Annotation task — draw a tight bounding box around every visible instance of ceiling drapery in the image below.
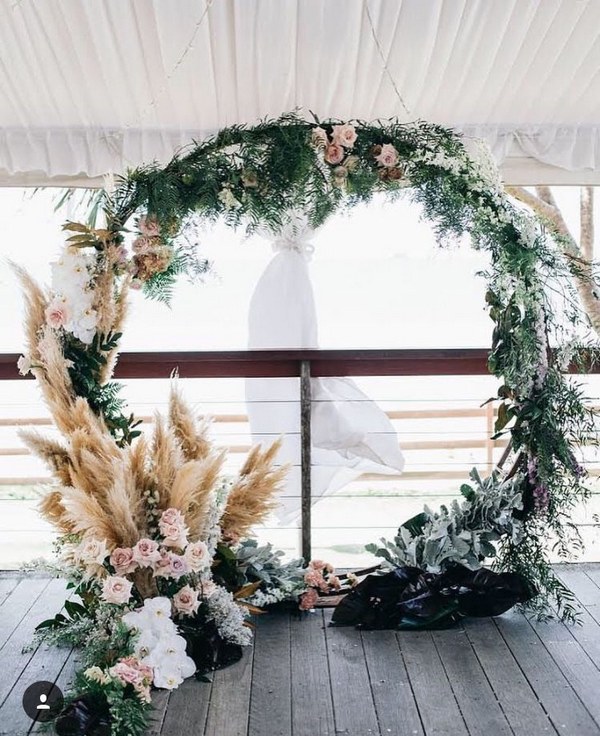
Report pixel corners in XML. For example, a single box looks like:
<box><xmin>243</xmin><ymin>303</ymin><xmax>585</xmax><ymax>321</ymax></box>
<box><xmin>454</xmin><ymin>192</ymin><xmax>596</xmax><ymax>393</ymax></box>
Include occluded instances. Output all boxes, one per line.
<box><xmin>1</xmin><ymin>0</ymin><xmax>599</xmax><ymax>186</ymax></box>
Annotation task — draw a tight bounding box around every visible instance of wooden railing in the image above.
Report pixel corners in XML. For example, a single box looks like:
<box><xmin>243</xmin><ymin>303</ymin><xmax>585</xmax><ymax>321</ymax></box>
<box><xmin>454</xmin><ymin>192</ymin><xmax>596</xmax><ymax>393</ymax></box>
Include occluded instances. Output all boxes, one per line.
<box><xmin>1</xmin><ymin>348</ymin><xmax>599</xmax><ymax>559</ymax></box>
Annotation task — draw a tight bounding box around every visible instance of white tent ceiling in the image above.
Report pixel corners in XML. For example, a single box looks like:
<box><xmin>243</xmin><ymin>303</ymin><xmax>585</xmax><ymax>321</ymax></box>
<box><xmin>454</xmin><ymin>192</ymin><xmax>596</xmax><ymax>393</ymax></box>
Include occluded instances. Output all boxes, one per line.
<box><xmin>1</xmin><ymin>0</ymin><xmax>600</xmax><ymax>186</ymax></box>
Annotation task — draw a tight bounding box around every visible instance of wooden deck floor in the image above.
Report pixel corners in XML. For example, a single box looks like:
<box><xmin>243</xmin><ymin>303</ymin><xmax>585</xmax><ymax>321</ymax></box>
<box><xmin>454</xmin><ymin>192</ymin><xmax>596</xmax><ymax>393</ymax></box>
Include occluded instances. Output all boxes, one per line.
<box><xmin>3</xmin><ymin>566</ymin><xmax>600</xmax><ymax>735</ymax></box>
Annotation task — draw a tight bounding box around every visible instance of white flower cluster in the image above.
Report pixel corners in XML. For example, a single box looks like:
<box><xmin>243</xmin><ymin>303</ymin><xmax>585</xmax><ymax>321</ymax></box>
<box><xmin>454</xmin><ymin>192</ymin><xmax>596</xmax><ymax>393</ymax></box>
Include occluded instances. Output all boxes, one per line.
<box><xmin>123</xmin><ymin>597</ymin><xmax>196</xmax><ymax>690</ymax></box>
<box><xmin>49</xmin><ymin>246</ymin><xmax>98</xmax><ymax>343</ymax></box>
<box><xmin>205</xmin><ymin>587</ymin><xmax>252</xmax><ymax>646</ymax></box>
<box><xmin>461</xmin><ymin>137</ymin><xmax>503</xmax><ymax>193</ymax></box>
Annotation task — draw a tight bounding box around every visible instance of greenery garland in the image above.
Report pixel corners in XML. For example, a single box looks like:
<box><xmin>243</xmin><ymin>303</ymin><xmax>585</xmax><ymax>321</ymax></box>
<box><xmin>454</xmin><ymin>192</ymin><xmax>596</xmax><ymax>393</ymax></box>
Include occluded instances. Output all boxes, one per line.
<box><xmin>40</xmin><ymin>112</ymin><xmax>597</xmax><ymax>622</ymax></box>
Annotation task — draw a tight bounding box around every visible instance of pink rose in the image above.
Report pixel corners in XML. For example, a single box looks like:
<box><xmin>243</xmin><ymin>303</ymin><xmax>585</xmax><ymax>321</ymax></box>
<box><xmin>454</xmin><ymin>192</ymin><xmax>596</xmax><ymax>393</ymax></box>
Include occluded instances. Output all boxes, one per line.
<box><xmin>375</xmin><ymin>143</ymin><xmax>399</xmax><ymax>168</ymax></box>
<box><xmin>332</xmin><ymin>123</ymin><xmax>357</xmax><ymax>149</ymax></box>
<box><xmin>304</xmin><ymin>569</ymin><xmax>328</xmax><ymax>592</ymax></box>
<box><xmin>110</xmin><ymin>661</ymin><xmax>140</xmax><ymax>686</ymax></box>
<box><xmin>160</xmin><ymin>508</ymin><xmax>184</xmax><ymax>526</ymax></box>
<box><xmin>169</xmin><ymin>554</ymin><xmax>189</xmax><ymax>580</ymax></box>
<box><xmin>101</xmin><ymin>575</ymin><xmax>133</xmax><ymax>605</ymax></box>
<box><xmin>138</xmin><ymin>215</ymin><xmax>160</xmax><ymax>238</ymax></box>
<box><xmin>184</xmin><ymin>541</ymin><xmax>210</xmax><ymax>572</ymax></box>
<box><xmin>160</xmin><ymin>522</ymin><xmax>188</xmax><ymax>550</ymax></box>
<box><xmin>328</xmin><ymin>574</ymin><xmax>342</xmax><ymax>591</ymax></box>
<box><xmin>132</xmin><ymin>538</ymin><xmax>161</xmax><ymax>568</ymax></box>
<box><xmin>132</xmin><ymin>236</ymin><xmax>153</xmax><ymax>254</ymax></box>
<box><xmin>198</xmin><ymin>579</ymin><xmax>217</xmax><ymax>599</ymax></box>
<box><xmin>45</xmin><ymin>299</ymin><xmax>69</xmax><ymax>330</ymax></box>
<box><xmin>324</xmin><ymin>143</ymin><xmax>344</xmax><ymax>165</ymax></box>
<box><xmin>110</xmin><ymin>547</ymin><xmax>137</xmax><ymax>575</ymax></box>
<box><xmin>299</xmin><ymin>588</ymin><xmax>319</xmax><ymax>611</ymax></box>
<box><xmin>311</xmin><ymin>126</ymin><xmax>329</xmax><ymax>149</ymax></box>
<box><xmin>153</xmin><ymin>550</ymin><xmax>174</xmax><ymax>578</ymax></box>
<box><xmin>173</xmin><ymin>584</ymin><xmax>200</xmax><ymax>616</ymax></box>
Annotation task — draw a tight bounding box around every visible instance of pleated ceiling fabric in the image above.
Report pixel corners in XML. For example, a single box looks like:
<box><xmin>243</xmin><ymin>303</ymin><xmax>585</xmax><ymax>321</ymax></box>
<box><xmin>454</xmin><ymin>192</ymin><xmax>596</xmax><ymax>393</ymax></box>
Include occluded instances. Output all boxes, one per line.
<box><xmin>1</xmin><ymin>0</ymin><xmax>599</xmax><ymax>185</ymax></box>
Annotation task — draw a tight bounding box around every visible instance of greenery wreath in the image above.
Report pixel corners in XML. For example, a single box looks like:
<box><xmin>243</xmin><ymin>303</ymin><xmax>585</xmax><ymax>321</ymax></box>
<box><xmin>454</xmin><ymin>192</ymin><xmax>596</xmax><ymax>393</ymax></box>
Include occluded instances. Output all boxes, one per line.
<box><xmin>16</xmin><ymin>113</ymin><xmax>597</xmax><ymax>733</ymax></box>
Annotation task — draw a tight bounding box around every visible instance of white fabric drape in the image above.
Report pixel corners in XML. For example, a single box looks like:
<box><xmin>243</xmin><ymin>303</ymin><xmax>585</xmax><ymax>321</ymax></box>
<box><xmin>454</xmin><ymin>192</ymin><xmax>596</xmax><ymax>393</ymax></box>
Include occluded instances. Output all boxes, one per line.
<box><xmin>246</xmin><ymin>214</ymin><xmax>404</xmax><ymax>522</ymax></box>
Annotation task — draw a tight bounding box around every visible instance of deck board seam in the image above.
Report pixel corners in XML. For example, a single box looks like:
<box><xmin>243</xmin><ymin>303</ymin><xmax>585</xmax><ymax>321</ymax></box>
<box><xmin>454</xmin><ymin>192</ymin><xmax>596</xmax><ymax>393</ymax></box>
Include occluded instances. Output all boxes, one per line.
<box><xmin>393</xmin><ymin>633</ymin><xmax>426</xmax><ymax>736</ymax></box>
<box><xmin>428</xmin><ymin>631</ymin><xmax>471</xmax><ymax>735</ymax></box>
<box><xmin>520</xmin><ymin>611</ymin><xmax>600</xmax><ymax>730</ymax></box>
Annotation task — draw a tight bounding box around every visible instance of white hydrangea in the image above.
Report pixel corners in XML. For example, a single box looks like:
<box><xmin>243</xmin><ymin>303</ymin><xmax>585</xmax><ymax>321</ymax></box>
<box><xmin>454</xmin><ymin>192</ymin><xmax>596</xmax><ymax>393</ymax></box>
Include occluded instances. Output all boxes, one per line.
<box><xmin>205</xmin><ymin>586</ymin><xmax>252</xmax><ymax>646</ymax></box>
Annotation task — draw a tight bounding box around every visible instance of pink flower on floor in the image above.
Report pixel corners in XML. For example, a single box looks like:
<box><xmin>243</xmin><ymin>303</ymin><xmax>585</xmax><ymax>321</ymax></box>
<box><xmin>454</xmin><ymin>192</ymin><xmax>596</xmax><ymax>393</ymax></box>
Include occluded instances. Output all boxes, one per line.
<box><xmin>173</xmin><ymin>585</ymin><xmax>200</xmax><ymax>616</ymax></box>
<box><xmin>45</xmin><ymin>299</ymin><xmax>69</xmax><ymax>329</ymax></box>
<box><xmin>160</xmin><ymin>508</ymin><xmax>184</xmax><ymax>526</ymax></box>
<box><xmin>110</xmin><ymin>547</ymin><xmax>137</xmax><ymax>575</ymax></box>
<box><xmin>299</xmin><ymin>588</ymin><xmax>319</xmax><ymax>611</ymax></box>
<box><xmin>101</xmin><ymin>575</ymin><xmax>133</xmax><ymax>605</ymax></box>
<box><xmin>304</xmin><ymin>569</ymin><xmax>328</xmax><ymax>592</ymax></box>
<box><xmin>160</xmin><ymin>523</ymin><xmax>188</xmax><ymax>550</ymax></box>
<box><xmin>375</xmin><ymin>143</ymin><xmax>399</xmax><ymax>168</ymax></box>
<box><xmin>332</xmin><ymin>123</ymin><xmax>357</xmax><ymax>149</ymax></box>
<box><xmin>324</xmin><ymin>143</ymin><xmax>344</xmax><ymax>165</ymax></box>
<box><xmin>153</xmin><ymin>550</ymin><xmax>174</xmax><ymax>578</ymax></box>
<box><xmin>133</xmin><ymin>538</ymin><xmax>161</xmax><ymax>568</ymax></box>
<box><xmin>327</xmin><ymin>574</ymin><xmax>342</xmax><ymax>591</ymax></box>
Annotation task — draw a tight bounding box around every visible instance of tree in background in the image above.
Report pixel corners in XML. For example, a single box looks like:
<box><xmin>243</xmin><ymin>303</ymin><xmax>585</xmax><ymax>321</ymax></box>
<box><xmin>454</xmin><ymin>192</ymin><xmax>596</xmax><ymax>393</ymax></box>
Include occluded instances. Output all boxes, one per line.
<box><xmin>507</xmin><ymin>186</ymin><xmax>599</xmax><ymax>336</ymax></box>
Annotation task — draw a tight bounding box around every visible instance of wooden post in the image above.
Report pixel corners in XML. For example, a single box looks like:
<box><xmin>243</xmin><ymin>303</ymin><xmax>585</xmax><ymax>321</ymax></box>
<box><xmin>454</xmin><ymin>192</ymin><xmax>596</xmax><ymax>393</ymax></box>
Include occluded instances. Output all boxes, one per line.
<box><xmin>300</xmin><ymin>359</ymin><xmax>312</xmax><ymax>562</ymax></box>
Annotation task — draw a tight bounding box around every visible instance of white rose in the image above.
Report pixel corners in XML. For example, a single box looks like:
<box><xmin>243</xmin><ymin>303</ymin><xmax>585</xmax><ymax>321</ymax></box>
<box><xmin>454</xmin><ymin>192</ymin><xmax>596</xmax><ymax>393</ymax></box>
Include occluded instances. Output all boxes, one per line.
<box><xmin>76</xmin><ymin>538</ymin><xmax>109</xmax><ymax>566</ymax></box>
<box><xmin>101</xmin><ymin>575</ymin><xmax>133</xmax><ymax>605</ymax></box>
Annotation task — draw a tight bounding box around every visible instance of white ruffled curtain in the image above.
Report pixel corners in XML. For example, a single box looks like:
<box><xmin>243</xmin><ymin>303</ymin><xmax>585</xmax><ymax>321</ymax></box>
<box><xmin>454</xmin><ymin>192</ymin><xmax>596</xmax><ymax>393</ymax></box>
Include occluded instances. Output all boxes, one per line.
<box><xmin>246</xmin><ymin>213</ymin><xmax>404</xmax><ymax>522</ymax></box>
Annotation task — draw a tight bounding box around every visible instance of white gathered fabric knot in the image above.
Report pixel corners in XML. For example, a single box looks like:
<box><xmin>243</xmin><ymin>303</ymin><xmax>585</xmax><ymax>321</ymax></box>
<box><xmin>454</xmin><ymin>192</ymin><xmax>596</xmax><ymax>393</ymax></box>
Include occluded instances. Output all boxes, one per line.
<box><xmin>271</xmin><ymin>234</ymin><xmax>315</xmax><ymax>259</ymax></box>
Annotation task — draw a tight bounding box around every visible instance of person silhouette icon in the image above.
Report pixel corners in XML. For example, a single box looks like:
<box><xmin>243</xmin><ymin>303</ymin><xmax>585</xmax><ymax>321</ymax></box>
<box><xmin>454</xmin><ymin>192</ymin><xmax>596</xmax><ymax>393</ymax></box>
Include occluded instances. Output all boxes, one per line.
<box><xmin>36</xmin><ymin>693</ymin><xmax>50</xmax><ymax>710</ymax></box>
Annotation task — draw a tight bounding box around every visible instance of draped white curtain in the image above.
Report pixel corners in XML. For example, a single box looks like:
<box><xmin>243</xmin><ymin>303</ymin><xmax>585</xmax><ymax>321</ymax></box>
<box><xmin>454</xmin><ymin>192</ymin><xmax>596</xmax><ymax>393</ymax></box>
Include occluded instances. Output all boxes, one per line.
<box><xmin>246</xmin><ymin>213</ymin><xmax>404</xmax><ymax>522</ymax></box>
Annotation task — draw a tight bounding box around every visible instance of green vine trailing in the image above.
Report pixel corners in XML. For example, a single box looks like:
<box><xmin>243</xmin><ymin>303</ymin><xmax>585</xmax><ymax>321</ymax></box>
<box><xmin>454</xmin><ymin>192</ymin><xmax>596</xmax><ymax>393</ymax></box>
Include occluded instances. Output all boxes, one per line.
<box><xmin>28</xmin><ymin>113</ymin><xmax>598</xmax><ymax>622</ymax></box>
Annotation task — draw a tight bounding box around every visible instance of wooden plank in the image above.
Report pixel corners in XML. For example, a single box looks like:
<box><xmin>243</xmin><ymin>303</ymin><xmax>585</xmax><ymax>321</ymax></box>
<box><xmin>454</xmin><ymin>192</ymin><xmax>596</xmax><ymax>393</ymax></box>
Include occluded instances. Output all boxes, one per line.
<box><xmin>204</xmin><ymin>646</ymin><xmax>254</xmax><ymax>736</ymax></box>
<box><xmin>324</xmin><ymin>610</ymin><xmax>379</xmax><ymax>736</ymax></box>
<box><xmin>398</xmin><ymin>631</ymin><xmax>468</xmax><ymax>736</ymax></box>
<box><xmin>432</xmin><ymin>627</ymin><xmax>512</xmax><ymax>736</ymax></box>
<box><xmin>161</xmin><ymin>677</ymin><xmax>211</xmax><ymax>736</ymax></box>
<box><xmin>495</xmin><ymin>611</ymin><xmax>600</xmax><ymax>735</ymax></box>
<box><xmin>248</xmin><ymin>613</ymin><xmax>291</xmax><ymax>736</ymax></box>
<box><xmin>0</xmin><ymin>639</ymin><xmax>72</xmax><ymax>734</ymax></box>
<box><xmin>361</xmin><ymin>629</ymin><xmax>424</xmax><ymax>736</ymax></box>
<box><xmin>0</xmin><ymin>578</ymin><xmax>50</xmax><ymax>650</ymax></box>
<box><xmin>0</xmin><ymin>577</ymin><xmax>20</xmax><ymax>607</ymax></box>
<box><xmin>529</xmin><ymin>613</ymin><xmax>600</xmax><ymax>728</ymax></box>
<box><xmin>290</xmin><ymin>611</ymin><xmax>335</xmax><ymax>736</ymax></box>
<box><xmin>29</xmin><ymin>648</ymin><xmax>81</xmax><ymax>735</ymax></box>
<box><xmin>555</xmin><ymin>566</ymin><xmax>600</xmax><ymax>606</ymax></box>
<box><xmin>146</xmin><ymin>690</ymin><xmax>170</xmax><ymax>736</ymax></box>
<box><xmin>0</xmin><ymin>579</ymin><xmax>68</xmax><ymax>708</ymax></box>
<box><xmin>464</xmin><ymin>617</ymin><xmax>558</xmax><ymax>736</ymax></box>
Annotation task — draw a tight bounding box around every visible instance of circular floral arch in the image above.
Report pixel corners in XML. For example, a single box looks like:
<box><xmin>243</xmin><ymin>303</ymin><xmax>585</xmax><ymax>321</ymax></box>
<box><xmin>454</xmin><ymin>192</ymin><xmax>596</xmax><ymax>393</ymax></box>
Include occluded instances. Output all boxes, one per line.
<box><xmin>26</xmin><ymin>114</ymin><xmax>595</xmax><ymax>617</ymax></box>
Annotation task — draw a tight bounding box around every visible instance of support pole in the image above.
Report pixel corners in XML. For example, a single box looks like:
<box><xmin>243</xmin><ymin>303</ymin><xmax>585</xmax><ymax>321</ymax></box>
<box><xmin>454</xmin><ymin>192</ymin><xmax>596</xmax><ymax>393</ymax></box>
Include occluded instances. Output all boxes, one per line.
<box><xmin>300</xmin><ymin>360</ymin><xmax>312</xmax><ymax>561</ymax></box>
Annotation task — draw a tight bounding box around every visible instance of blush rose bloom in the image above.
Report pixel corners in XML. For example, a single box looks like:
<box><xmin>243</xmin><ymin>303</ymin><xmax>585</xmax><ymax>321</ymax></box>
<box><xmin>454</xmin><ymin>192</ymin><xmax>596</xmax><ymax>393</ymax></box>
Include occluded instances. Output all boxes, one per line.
<box><xmin>76</xmin><ymin>538</ymin><xmax>109</xmax><ymax>566</ymax></box>
<box><xmin>110</xmin><ymin>547</ymin><xmax>137</xmax><ymax>575</ymax></box>
<box><xmin>328</xmin><ymin>574</ymin><xmax>342</xmax><ymax>590</ymax></box>
<box><xmin>375</xmin><ymin>143</ymin><xmax>399</xmax><ymax>168</ymax></box>
<box><xmin>45</xmin><ymin>299</ymin><xmax>69</xmax><ymax>329</ymax></box>
<box><xmin>160</xmin><ymin>508</ymin><xmax>184</xmax><ymax>526</ymax></box>
<box><xmin>332</xmin><ymin>123</ymin><xmax>357</xmax><ymax>149</ymax></box>
<box><xmin>133</xmin><ymin>538</ymin><xmax>161</xmax><ymax>567</ymax></box>
<box><xmin>102</xmin><ymin>575</ymin><xmax>133</xmax><ymax>605</ymax></box>
<box><xmin>304</xmin><ymin>569</ymin><xmax>328</xmax><ymax>592</ymax></box>
<box><xmin>299</xmin><ymin>588</ymin><xmax>319</xmax><ymax>611</ymax></box>
<box><xmin>132</xmin><ymin>236</ymin><xmax>154</xmax><ymax>255</ymax></box>
<box><xmin>198</xmin><ymin>579</ymin><xmax>217</xmax><ymax>599</ymax></box>
<box><xmin>184</xmin><ymin>541</ymin><xmax>210</xmax><ymax>572</ymax></box>
<box><xmin>153</xmin><ymin>550</ymin><xmax>174</xmax><ymax>578</ymax></box>
<box><xmin>324</xmin><ymin>143</ymin><xmax>344</xmax><ymax>165</ymax></box>
<box><xmin>160</xmin><ymin>522</ymin><xmax>188</xmax><ymax>550</ymax></box>
<box><xmin>138</xmin><ymin>215</ymin><xmax>160</xmax><ymax>238</ymax></box>
<box><xmin>173</xmin><ymin>585</ymin><xmax>200</xmax><ymax>616</ymax></box>
<box><xmin>169</xmin><ymin>554</ymin><xmax>189</xmax><ymax>580</ymax></box>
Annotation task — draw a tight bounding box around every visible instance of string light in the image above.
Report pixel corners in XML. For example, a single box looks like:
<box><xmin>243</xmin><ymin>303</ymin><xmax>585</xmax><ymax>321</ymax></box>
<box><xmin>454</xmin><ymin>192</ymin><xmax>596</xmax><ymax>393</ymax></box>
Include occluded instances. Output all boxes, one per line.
<box><xmin>365</xmin><ymin>0</ymin><xmax>412</xmax><ymax>120</ymax></box>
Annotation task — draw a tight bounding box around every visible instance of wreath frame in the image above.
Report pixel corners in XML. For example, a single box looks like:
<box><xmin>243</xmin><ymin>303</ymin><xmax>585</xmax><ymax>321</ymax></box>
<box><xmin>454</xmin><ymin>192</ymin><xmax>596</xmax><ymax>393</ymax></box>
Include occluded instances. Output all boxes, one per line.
<box><xmin>28</xmin><ymin>113</ymin><xmax>597</xmax><ymax>623</ymax></box>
